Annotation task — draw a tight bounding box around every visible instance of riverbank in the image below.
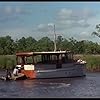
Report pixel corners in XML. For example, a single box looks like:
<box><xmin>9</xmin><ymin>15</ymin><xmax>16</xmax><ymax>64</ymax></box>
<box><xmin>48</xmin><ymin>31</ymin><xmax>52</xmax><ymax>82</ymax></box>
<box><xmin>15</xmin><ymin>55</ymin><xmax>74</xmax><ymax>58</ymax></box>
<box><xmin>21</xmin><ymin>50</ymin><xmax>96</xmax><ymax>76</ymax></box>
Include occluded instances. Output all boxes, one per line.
<box><xmin>74</xmin><ymin>54</ymin><xmax>100</xmax><ymax>72</ymax></box>
<box><xmin>0</xmin><ymin>54</ymin><xmax>100</xmax><ymax>72</ymax></box>
<box><xmin>86</xmin><ymin>67</ymin><xmax>100</xmax><ymax>72</ymax></box>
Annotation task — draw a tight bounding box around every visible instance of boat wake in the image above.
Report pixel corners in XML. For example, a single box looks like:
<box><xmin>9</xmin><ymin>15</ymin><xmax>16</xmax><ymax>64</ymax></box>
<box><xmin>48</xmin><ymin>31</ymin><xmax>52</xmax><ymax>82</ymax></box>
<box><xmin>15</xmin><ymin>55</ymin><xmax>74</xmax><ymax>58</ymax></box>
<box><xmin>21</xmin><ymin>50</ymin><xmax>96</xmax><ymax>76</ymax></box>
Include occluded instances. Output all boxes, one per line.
<box><xmin>39</xmin><ymin>82</ymin><xmax>71</xmax><ymax>88</ymax></box>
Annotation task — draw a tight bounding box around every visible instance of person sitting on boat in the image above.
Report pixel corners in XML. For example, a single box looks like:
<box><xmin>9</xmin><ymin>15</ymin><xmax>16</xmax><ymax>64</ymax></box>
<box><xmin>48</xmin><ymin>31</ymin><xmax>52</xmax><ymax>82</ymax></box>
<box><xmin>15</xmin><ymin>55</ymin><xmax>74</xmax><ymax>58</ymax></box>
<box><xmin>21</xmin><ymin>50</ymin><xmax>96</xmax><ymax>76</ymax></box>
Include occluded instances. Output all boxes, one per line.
<box><xmin>1</xmin><ymin>69</ymin><xmax>12</xmax><ymax>81</ymax></box>
<box><xmin>77</xmin><ymin>59</ymin><xmax>86</xmax><ymax>64</ymax></box>
<box><xmin>77</xmin><ymin>59</ymin><xmax>82</xmax><ymax>63</ymax></box>
<box><xmin>6</xmin><ymin>69</ymin><xmax>12</xmax><ymax>80</ymax></box>
<box><xmin>13</xmin><ymin>67</ymin><xmax>19</xmax><ymax>76</ymax></box>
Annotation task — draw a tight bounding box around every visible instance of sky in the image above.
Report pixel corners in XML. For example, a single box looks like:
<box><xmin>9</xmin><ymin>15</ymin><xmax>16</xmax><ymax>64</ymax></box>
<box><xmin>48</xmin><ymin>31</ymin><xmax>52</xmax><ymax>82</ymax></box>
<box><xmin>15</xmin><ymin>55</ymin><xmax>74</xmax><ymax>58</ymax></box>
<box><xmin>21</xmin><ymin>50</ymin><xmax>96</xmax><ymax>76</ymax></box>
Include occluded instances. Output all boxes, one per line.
<box><xmin>0</xmin><ymin>2</ymin><xmax>100</xmax><ymax>43</ymax></box>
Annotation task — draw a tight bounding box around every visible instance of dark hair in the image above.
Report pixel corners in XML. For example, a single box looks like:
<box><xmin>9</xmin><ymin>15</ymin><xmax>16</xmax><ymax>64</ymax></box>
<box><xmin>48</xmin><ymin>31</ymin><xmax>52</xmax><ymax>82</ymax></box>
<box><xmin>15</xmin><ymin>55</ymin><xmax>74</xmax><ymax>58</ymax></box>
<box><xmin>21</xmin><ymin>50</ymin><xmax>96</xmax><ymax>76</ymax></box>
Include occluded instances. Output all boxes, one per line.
<box><xmin>16</xmin><ymin>67</ymin><xmax>19</xmax><ymax>69</ymax></box>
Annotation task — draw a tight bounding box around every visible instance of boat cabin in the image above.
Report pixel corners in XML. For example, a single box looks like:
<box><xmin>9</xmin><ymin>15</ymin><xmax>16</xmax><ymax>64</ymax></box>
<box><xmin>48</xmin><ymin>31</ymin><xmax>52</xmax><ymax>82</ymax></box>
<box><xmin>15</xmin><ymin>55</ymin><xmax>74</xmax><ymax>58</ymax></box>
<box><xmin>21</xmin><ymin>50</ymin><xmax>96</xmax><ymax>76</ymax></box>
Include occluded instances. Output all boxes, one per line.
<box><xmin>16</xmin><ymin>51</ymin><xmax>74</xmax><ymax>78</ymax></box>
<box><xmin>16</xmin><ymin>51</ymin><xmax>74</xmax><ymax>69</ymax></box>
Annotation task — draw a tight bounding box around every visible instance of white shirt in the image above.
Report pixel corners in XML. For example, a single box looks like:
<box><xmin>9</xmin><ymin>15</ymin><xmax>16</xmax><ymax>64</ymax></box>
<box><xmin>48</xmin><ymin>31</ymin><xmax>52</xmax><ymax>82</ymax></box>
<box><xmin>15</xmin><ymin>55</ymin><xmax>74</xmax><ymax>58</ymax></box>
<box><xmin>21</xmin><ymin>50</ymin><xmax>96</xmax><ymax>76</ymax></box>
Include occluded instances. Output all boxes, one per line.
<box><xmin>13</xmin><ymin>68</ymin><xmax>18</xmax><ymax>75</ymax></box>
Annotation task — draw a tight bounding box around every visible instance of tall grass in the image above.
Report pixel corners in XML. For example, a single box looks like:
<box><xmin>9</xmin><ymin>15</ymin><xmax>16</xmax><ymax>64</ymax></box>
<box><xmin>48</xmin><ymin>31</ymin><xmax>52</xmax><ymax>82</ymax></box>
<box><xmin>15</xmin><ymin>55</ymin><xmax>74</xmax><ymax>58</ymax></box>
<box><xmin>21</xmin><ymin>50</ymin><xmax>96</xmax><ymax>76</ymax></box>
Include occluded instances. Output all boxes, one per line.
<box><xmin>0</xmin><ymin>55</ymin><xmax>16</xmax><ymax>69</ymax></box>
<box><xmin>0</xmin><ymin>54</ymin><xmax>100</xmax><ymax>72</ymax></box>
<box><xmin>74</xmin><ymin>54</ymin><xmax>100</xmax><ymax>71</ymax></box>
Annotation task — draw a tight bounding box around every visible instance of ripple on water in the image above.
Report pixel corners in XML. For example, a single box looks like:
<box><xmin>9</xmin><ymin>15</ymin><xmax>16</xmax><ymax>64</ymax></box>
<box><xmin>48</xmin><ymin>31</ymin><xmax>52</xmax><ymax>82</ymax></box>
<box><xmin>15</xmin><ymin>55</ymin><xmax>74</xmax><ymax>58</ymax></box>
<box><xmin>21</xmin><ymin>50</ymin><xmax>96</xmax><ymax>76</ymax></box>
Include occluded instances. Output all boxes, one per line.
<box><xmin>0</xmin><ymin>72</ymin><xmax>100</xmax><ymax>98</ymax></box>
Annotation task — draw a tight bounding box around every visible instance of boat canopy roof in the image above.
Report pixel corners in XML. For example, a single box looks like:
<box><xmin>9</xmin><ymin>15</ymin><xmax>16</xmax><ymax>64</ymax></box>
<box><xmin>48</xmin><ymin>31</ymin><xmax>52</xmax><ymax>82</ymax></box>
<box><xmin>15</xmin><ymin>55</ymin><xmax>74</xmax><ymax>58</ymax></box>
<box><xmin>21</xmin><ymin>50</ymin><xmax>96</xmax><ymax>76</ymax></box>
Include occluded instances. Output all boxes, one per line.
<box><xmin>16</xmin><ymin>51</ymin><xmax>72</xmax><ymax>57</ymax></box>
<box><xmin>16</xmin><ymin>52</ymin><xmax>34</xmax><ymax>56</ymax></box>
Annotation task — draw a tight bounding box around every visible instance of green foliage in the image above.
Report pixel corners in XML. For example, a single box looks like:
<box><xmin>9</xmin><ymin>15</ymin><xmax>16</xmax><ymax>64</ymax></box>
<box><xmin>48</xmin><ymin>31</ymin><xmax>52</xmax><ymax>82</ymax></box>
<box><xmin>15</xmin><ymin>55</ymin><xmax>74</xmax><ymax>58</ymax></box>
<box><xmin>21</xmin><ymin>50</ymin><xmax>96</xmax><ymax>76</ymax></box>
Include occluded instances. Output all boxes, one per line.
<box><xmin>92</xmin><ymin>24</ymin><xmax>100</xmax><ymax>38</ymax></box>
<box><xmin>75</xmin><ymin>54</ymin><xmax>100</xmax><ymax>70</ymax></box>
<box><xmin>0</xmin><ymin>36</ymin><xmax>15</xmax><ymax>55</ymax></box>
<box><xmin>85</xmin><ymin>55</ymin><xmax>100</xmax><ymax>68</ymax></box>
<box><xmin>0</xmin><ymin>54</ymin><xmax>100</xmax><ymax>70</ymax></box>
<box><xmin>36</xmin><ymin>37</ymin><xmax>54</xmax><ymax>51</ymax></box>
<box><xmin>0</xmin><ymin>35</ymin><xmax>100</xmax><ymax>55</ymax></box>
<box><xmin>0</xmin><ymin>33</ymin><xmax>100</xmax><ymax>70</ymax></box>
<box><xmin>0</xmin><ymin>24</ymin><xmax>100</xmax><ymax>55</ymax></box>
<box><xmin>0</xmin><ymin>55</ymin><xmax>16</xmax><ymax>69</ymax></box>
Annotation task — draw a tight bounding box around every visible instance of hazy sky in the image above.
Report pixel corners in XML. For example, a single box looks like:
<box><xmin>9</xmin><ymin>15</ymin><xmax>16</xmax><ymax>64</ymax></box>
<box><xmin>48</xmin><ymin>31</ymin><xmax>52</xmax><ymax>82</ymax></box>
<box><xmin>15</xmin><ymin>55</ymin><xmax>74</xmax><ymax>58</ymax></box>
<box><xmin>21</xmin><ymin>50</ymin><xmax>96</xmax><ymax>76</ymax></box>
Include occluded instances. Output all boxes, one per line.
<box><xmin>0</xmin><ymin>2</ymin><xmax>100</xmax><ymax>43</ymax></box>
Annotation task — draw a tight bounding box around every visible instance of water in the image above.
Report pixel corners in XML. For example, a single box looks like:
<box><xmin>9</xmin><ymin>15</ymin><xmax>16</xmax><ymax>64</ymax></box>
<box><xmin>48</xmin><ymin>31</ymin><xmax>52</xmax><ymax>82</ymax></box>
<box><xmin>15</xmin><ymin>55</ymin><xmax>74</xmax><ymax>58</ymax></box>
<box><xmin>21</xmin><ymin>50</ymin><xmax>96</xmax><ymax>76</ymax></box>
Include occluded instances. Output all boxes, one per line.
<box><xmin>0</xmin><ymin>71</ymin><xmax>100</xmax><ymax>98</ymax></box>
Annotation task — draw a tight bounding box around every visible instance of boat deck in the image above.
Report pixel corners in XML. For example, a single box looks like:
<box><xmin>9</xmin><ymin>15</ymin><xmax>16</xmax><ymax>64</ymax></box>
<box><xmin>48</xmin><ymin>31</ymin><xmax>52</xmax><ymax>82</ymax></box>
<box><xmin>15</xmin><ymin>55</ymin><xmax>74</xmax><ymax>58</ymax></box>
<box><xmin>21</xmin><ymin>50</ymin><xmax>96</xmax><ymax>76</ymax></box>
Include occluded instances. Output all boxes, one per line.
<box><xmin>11</xmin><ymin>73</ymin><xmax>27</xmax><ymax>80</ymax></box>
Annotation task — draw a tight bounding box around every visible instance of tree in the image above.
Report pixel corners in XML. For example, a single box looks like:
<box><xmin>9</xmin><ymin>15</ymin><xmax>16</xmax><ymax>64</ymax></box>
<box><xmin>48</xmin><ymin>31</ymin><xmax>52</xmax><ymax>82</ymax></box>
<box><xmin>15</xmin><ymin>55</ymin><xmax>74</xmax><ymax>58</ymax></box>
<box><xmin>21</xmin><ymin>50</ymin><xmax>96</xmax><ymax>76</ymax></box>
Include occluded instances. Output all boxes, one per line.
<box><xmin>75</xmin><ymin>40</ymin><xmax>85</xmax><ymax>54</ymax></box>
<box><xmin>56</xmin><ymin>35</ymin><xmax>64</xmax><ymax>50</ymax></box>
<box><xmin>68</xmin><ymin>37</ymin><xmax>78</xmax><ymax>53</ymax></box>
<box><xmin>15</xmin><ymin>37</ymin><xmax>37</xmax><ymax>52</ymax></box>
<box><xmin>0</xmin><ymin>34</ymin><xmax>100</xmax><ymax>55</ymax></box>
<box><xmin>92</xmin><ymin>24</ymin><xmax>100</xmax><ymax>38</ymax></box>
<box><xmin>15</xmin><ymin>37</ymin><xmax>27</xmax><ymax>52</ymax></box>
<box><xmin>25</xmin><ymin>37</ymin><xmax>37</xmax><ymax>51</ymax></box>
<box><xmin>0</xmin><ymin>36</ymin><xmax>15</xmax><ymax>55</ymax></box>
<box><xmin>36</xmin><ymin>37</ymin><xmax>54</xmax><ymax>51</ymax></box>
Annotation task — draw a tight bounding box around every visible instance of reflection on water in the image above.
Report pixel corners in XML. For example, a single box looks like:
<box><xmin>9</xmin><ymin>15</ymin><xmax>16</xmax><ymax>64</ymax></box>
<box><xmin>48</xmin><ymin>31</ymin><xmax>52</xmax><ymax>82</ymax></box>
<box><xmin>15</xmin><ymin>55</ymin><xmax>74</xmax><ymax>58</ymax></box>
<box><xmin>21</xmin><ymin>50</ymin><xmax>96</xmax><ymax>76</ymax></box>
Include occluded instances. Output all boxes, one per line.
<box><xmin>20</xmin><ymin>80</ymin><xmax>35</xmax><ymax>88</ymax></box>
<box><xmin>0</xmin><ymin>72</ymin><xmax>100</xmax><ymax>98</ymax></box>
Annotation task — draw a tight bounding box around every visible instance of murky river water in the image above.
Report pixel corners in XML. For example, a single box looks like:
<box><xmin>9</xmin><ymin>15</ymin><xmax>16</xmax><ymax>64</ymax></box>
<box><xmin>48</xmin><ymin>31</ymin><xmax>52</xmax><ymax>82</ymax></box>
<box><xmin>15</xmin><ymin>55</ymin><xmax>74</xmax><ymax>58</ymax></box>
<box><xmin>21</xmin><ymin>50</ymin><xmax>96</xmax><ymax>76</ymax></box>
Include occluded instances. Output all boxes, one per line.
<box><xmin>0</xmin><ymin>71</ymin><xmax>100</xmax><ymax>98</ymax></box>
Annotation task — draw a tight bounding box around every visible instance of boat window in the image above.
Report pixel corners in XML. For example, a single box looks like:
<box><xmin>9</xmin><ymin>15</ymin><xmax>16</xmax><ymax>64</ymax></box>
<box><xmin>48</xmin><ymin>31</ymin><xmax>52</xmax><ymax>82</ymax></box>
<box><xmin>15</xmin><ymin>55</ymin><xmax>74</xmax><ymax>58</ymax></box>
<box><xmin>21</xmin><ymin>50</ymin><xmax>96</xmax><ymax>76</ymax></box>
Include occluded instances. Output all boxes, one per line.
<box><xmin>34</xmin><ymin>55</ymin><xmax>41</xmax><ymax>64</ymax></box>
<box><xmin>16</xmin><ymin>52</ymin><xmax>74</xmax><ymax>66</ymax></box>
<box><xmin>17</xmin><ymin>56</ymin><xmax>25</xmax><ymax>65</ymax></box>
<box><xmin>33</xmin><ymin>54</ymin><xmax>58</xmax><ymax>64</ymax></box>
<box><xmin>17</xmin><ymin>57</ymin><xmax>22</xmax><ymax>65</ymax></box>
<box><xmin>32</xmin><ymin>53</ymin><xmax>74</xmax><ymax>64</ymax></box>
<box><xmin>17</xmin><ymin>56</ymin><xmax>34</xmax><ymax>65</ymax></box>
<box><xmin>26</xmin><ymin>56</ymin><xmax>33</xmax><ymax>64</ymax></box>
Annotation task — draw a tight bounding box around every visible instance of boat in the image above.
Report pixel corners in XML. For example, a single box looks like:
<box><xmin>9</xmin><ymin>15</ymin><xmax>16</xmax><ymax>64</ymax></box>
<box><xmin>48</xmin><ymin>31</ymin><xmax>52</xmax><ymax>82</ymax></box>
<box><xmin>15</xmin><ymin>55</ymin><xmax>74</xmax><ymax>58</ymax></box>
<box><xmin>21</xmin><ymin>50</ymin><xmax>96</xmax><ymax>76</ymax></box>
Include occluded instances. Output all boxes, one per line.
<box><xmin>13</xmin><ymin>25</ymin><xmax>86</xmax><ymax>79</ymax></box>
<box><xmin>14</xmin><ymin>50</ymin><xmax>86</xmax><ymax>79</ymax></box>
<box><xmin>0</xmin><ymin>72</ymin><xmax>27</xmax><ymax>81</ymax></box>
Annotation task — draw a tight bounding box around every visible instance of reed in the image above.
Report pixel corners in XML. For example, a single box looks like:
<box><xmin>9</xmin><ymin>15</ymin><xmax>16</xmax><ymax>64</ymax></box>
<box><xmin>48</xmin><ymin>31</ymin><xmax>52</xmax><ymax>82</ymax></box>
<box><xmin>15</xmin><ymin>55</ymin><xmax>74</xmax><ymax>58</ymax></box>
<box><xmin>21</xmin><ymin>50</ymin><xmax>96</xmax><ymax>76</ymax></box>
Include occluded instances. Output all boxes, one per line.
<box><xmin>0</xmin><ymin>55</ymin><xmax>16</xmax><ymax>69</ymax></box>
<box><xmin>0</xmin><ymin>54</ymin><xmax>100</xmax><ymax>72</ymax></box>
<box><xmin>74</xmin><ymin>54</ymin><xmax>100</xmax><ymax>72</ymax></box>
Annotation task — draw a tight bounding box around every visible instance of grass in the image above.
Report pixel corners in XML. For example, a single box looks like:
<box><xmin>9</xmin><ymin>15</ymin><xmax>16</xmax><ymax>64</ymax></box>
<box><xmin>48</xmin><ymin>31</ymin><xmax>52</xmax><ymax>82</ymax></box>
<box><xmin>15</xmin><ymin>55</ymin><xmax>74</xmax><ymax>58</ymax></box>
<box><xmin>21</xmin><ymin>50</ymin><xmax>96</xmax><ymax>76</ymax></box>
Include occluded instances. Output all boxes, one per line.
<box><xmin>74</xmin><ymin>54</ymin><xmax>100</xmax><ymax>72</ymax></box>
<box><xmin>0</xmin><ymin>55</ymin><xmax>16</xmax><ymax>69</ymax></box>
<box><xmin>0</xmin><ymin>54</ymin><xmax>100</xmax><ymax>72</ymax></box>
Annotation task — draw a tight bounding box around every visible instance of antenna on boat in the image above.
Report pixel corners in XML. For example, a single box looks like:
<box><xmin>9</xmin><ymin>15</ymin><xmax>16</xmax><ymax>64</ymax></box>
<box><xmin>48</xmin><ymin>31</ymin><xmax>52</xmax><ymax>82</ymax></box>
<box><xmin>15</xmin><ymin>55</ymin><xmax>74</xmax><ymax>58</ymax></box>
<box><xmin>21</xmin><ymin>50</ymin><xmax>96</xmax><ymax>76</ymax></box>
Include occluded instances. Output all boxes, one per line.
<box><xmin>54</xmin><ymin>24</ymin><xmax>57</xmax><ymax>52</ymax></box>
<box><xmin>48</xmin><ymin>23</ymin><xmax>57</xmax><ymax>52</ymax></box>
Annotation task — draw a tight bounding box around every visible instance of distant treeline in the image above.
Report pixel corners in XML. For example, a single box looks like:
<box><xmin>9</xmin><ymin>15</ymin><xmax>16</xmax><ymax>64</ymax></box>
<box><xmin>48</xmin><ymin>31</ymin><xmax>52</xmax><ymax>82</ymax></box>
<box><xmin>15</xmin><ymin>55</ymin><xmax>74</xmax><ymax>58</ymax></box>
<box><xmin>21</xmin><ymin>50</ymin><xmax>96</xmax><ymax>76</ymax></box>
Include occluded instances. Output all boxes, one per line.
<box><xmin>0</xmin><ymin>35</ymin><xmax>100</xmax><ymax>55</ymax></box>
